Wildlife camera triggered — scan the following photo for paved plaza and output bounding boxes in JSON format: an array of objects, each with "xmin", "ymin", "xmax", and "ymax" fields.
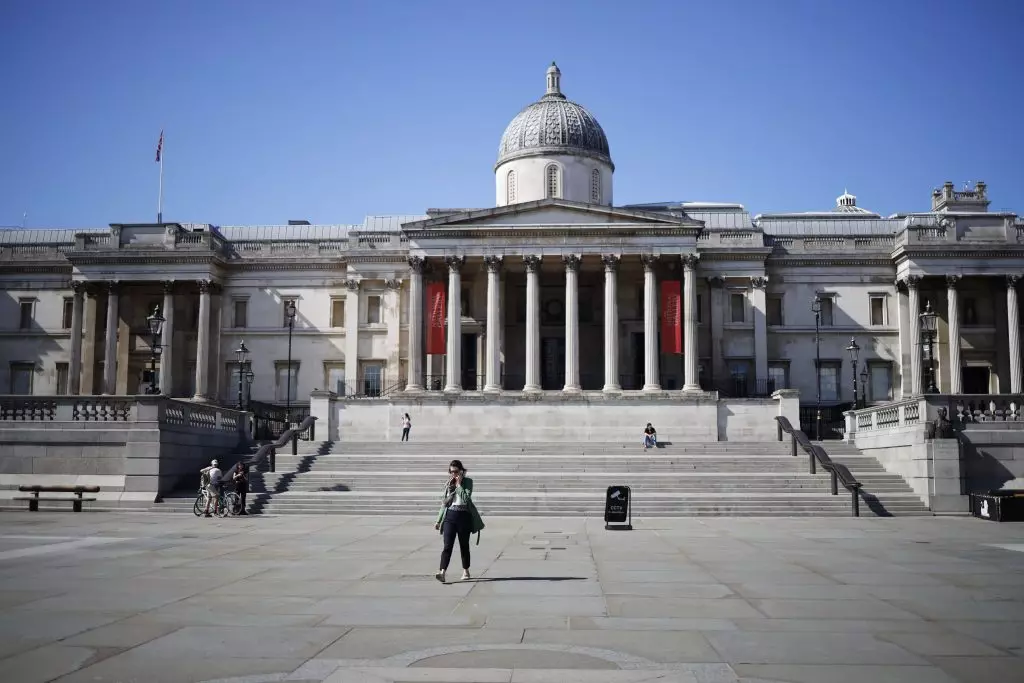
[{"xmin": 0, "ymin": 513, "xmax": 1022, "ymax": 682}]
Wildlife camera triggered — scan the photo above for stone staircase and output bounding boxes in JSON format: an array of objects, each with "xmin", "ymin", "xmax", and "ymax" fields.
[{"xmin": 154, "ymin": 440, "xmax": 931, "ymax": 516}]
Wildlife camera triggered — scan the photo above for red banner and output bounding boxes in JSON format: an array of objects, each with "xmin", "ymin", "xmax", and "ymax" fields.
[
  {"xmin": 426, "ymin": 282, "xmax": 447, "ymax": 355},
  {"xmin": 660, "ymin": 280, "xmax": 682, "ymax": 354}
]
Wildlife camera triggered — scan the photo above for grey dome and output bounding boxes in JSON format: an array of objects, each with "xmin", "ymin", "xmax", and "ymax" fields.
[{"xmin": 497, "ymin": 63, "xmax": 612, "ymax": 168}]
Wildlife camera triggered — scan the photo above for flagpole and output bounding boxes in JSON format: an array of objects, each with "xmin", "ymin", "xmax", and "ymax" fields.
[{"xmin": 157, "ymin": 135, "xmax": 164, "ymax": 224}]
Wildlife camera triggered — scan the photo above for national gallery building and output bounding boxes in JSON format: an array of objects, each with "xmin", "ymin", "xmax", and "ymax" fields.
[{"xmin": 2, "ymin": 64, "xmax": 1023, "ymax": 430}]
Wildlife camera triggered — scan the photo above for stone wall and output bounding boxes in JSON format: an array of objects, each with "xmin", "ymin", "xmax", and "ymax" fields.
[{"xmin": 0, "ymin": 396, "xmax": 249, "ymax": 505}]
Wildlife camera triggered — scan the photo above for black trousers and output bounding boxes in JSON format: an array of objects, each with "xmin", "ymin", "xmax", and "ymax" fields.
[
  {"xmin": 401, "ymin": 427, "xmax": 410, "ymax": 441},
  {"xmin": 440, "ymin": 508, "xmax": 471, "ymax": 571},
  {"xmin": 235, "ymin": 486, "xmax": 247, "ymax": 512}
]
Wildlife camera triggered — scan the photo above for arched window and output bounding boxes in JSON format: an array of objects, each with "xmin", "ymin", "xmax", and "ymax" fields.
[
  {"xmin": 545, "ymin": 164, "xmax": 560, "ymax": 199},
  {"xmin": 591, "ymin": 169, "xmax": 601, "ymax": 203},
  {"xmin": 506, "ymin": 170, "xmax": 516, "ymax": 204}
]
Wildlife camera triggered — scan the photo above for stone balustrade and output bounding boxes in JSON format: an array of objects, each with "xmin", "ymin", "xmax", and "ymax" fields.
[
  {"xmin": 768, "ymin": 235, "xmax": 895, "ymax": 254},
  {"xmin": 849, "ymin": 397, "xmax": 925, "ymax": 435},
  {"xmin": 0, "ymin": 395, "xmax": 246, "ymax": 433}
]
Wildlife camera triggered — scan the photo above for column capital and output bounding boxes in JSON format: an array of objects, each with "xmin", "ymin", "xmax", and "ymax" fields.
[
  {"xmin": 562, "ymin": 254, "xmax": 581, "ymax": 272},
  {"xmin": 344, "ymin": 278, "xmax": 360, "ymax": 291},
  {"xmin": 70, "ymin": 281, "xmax": 86, "ymax": 294},
  {"xmin": 640, "ymin": 254, "xmax": 659, "ymax": 271},
  {"xmin": 384, "ymin": 278, "xmax": 402, "ymax": 290},
  {"xmin": 445, "ymin": 255, "xmax": 466, "ymax": 272},
  {"xmin": 162, "ymin": 280, "xmax": 177, "ymax": 294},
  {"xmin": 601, "ymin": 254, "xmax": 620, "ymax": 272},
  {"xmin": 523, "ymin": 255, "xmax": 542, "ymax": 272},
  {"xmin": 945, "ymin": 274, "xmax": 961, "ymax": 289},
  {"xmin": 196, "ymin": 279, "xmax": 212, "ymax": 294},
  {"xmin": 681, "ymin": 253, "xmax": 700, "ymax": 270},
  {"xmin": 706, "ymin": 275, "xmax": 725, "ymax": 289},
  {"xmin": 750, "ymin": 276, "xmax": 769, "ymax": 290},
  {"xmin": 904, "ymin": 275, "xmax": 922, "ymax": 289},
  {"xmin": 483, "ymin": 255, "xmax": 503, "ymax": 273},
  {"xmin": 106, "ymin": 281, "xmax": 121, "ymax": 294},
  {"xmin": 407, "ymin": 256, "xmax": 426, "ymax": 273},
  {"xmin": 1007, "ymin": 274, "xmax": 1021, "ymax": 288}
]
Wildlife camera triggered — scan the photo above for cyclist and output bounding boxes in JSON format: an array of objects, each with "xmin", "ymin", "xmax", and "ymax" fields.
[{"xmin": 200, "ymin": 459, "xmax": 223, "ymax": 517}]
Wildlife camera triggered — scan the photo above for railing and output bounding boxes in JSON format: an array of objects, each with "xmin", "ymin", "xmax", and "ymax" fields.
[
  {"xmin": 0, "ymin": 396, "xmax": 246, "ymax": 433},
  {"xmin": 707, "ymin": 377, "xmax": 777, "ymax": 399},
  {"xmin": 333, "ymin": 380, "xmax": 406, "ymax": 399},
  {"xmin": 776, "ymin": 416, "xmax": 862, "ymax": 516},
  {"xmin": 947, "ymin": 395, "xmax": 1022, "ymax": 425},
  {"xmin": 849, "ymin": 395, "xmax": 1023, "ymax": 438},
  {"xmin": 851, "ymin": 397, "xmax": 924, "ymax": 434},
  {"xmin": 248, "ymin": 400, "xmax": 312, "ymax": 440},
  {"xmin": 245, "ymin": 414, "xmax": 317, "ymax": 473}
]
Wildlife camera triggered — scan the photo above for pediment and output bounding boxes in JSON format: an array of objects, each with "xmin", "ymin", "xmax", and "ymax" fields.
[{"xmin": 403, "ymin": 199, "xmax": 703, "ymax": 232}]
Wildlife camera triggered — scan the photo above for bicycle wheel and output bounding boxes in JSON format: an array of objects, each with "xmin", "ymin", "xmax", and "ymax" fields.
[
  {"xmin": 215, "ymin": 494, "xmax": 230, "ymax": 517},
  {"xmin": 193, "ymin": 492, "xmax": 206, "ymax": 517},
  {"xmin": 224, "ymin": 492, "xmax": 241, "ymax": 516}
]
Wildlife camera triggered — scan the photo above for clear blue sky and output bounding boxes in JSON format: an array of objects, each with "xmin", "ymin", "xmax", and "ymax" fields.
[{"xmin": 1, "ymin": 0, "xmax": 1022, "ymax": 228}]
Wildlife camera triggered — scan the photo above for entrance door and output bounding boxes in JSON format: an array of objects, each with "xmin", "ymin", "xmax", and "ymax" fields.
[
  {"xmin": 461, "ymin": 333, "xmax": 478, "ymax": 390},
  {"xmin": 541, "ymin": 337, "xmax": 565, "ymax": 390},
  {"xmin": 961, "ymin": 366, "xmax": 990, "ymax": 394},
  {"xmin": 631, "ymin": 332, "xmax": 644, "ymax": 390}
]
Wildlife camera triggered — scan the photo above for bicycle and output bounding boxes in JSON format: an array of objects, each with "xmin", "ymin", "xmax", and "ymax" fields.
[{"xmin": 193, "ymin": 486, "xmax": 231, "ymax": 517}]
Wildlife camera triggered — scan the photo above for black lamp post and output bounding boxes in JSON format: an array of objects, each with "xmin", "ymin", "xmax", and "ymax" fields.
[
  {"xmin": 284, "ymin": 300, "xmax": 297, "ymax": 420},
  {"xmin": 244, "ymin": 366, "xmax": 254, "ymax": 410},
  {"xmin": 846, "ymin": 337, "xmax": 860, "ymax": 409},
  {"xmin": 860, "ymin": 366, "xmax": 868, "ymax": 407},
  {"xmin": 234, "ymin": 341, "xmax": 249, "ymax": 409},
  {"xmin": 146, "ymin": 306, "xmax": 165, "ymax": 395},
  {"xmin": 919, "ymin": 300, "xmax": 938, "ymax": 393},
  {"xmin": 811, "ymin": 295, "xmax": 823, "ymax": 440}
]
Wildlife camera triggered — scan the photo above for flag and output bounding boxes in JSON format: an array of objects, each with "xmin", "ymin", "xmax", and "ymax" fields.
[
  {"xmin": 426, "ymin": 282, "xmax": 446, "ymax": 355},
  {"xmin": 660, "ymin": 280, "xmax": 682, "ymax": 354},
  {"xmin": 155, "ymin": 130, "xmax": 164, "ymax": 162}
]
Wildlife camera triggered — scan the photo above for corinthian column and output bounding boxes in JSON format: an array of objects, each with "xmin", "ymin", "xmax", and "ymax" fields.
[
  {"xmin": 484, "ymin": 256, "xmax": 503, "ymax": 392},
  {"xmin": 68, "ymin": 282, "xmax": 85, "ymax": 395},
  {"xmin": 160, "ymin": 281, "xmax": 175, "ymax": 396},
  {"xmin": 641, "ymin": 254, "xmax": 660, "ymax": 391},
  {"xmin": 682, "ymin": 254, "xmax": 701, "ymax": 391},
  {"xmin": 523, "ymin": 256, "xmax": 541, "ymax": 392},
  {"xmin": 1008, "ymin": 275, "xmax": 1022, "ymax": 393},
  {"xmin": 405, "ymin": 257, "xmax": 425, "ymax": 392},
  {"xmin": 751, "ymin": 277, "xmax": 769, "ymax": 384},
  {"xmin": 946, "ymin": 275, "xmax": 961, "ymax": 394},
  {"xmin": 193, "ymin": 280, "xmax": 212, "ymax": 402},
  {"xmin": 563, "ymin": 254, "xmax": 581, "ymax": 392},
  {"xmin": 907, "ymin": 276, "xmax": 922, "ymax": 395},
  {"xmin": 602, "ymin": 255, "xmax": 621, "ymax": 392},
  {"xmin": 103, "ymin": 282, "xmax": 119, "ymax": 395},
  {"xmin": 444, "ymin": 256, "xmax": 465, "ymax": 393}
]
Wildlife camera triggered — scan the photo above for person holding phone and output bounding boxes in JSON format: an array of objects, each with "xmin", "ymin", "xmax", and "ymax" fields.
[{"xmin": 434, "ymin": 459, "xmax": 483, "ymax": 583}]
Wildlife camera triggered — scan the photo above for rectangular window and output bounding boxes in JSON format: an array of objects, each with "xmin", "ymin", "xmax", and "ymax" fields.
[
  {"xmin": 869, "ymin": 363, "xmax": 893, "ymax": 402},
  {"xmin": 330, "ymin": 299, "xmax": 345, "ymax": 328},
  {"xmin": 767, "ymin": 297, "xmax": 783, "ymax": 326},
  {"xmin": 727, "ymin": 359, "xmax": 751, "ymax": 395},
  {"xmin": 768, "ymin": 362, "xmax": 789, "ymax": 390},
  {"xmin": 730, "ymin": 292, "xmax": 745, "ymax": 323},
  {"xmin": 325, "ymin": 364, "xmax": 346, "ymax": 396},
  {"xmin": 62, "ymin": 298, "xmax": 74, "ymax": 329},
  {"xmin": 9, "ymin": 362, "xmax": 33, "ymax": 394},
  {"xmin": 820, "ymin": 297, "xmax": 834, "ymax": 326},
  {"xmin": 870, "ymin": 296, "xmax": 885, "ymax": 326},
  {"xmin": 19, "ymin": 299, "xmax": 34, "ymax": 330},
  {"xmin": 232, "ymin": 299, "xmax": 248, "ymax": 328},
  {"xmin": 962, "ymin": 297, "xmax": 978, "ymax": 325},
  {"xmin": 362, "ymin": 363, "xmax": 382, "ymax": 397},
  {"xmin": 275, "ymin": 362, "xmax": 299, "ymax": 402},
  {"xmin": 817, "ymin": 362, "xmax": 840, "ymax": 402},
  {"xmin": 55, "ymin": 362, "xmax": 70, "ymax": 395},
  {"xmin": 461, "ymin": 287, "xmax": 471, "ymax": 317},
  {"xmin": 366, "ymin": 295, "xmax": 382, "ymax": 324},
  {"xmin": 282, "ymin": 299, "xmax": 297, "ymax": 327},
  {"xmin": 695, "ymin": 294, "xmax": 703, "ymax": 324}
]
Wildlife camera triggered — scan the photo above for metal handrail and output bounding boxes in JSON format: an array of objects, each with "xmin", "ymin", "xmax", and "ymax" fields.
[
  {"xmin": 776, "ymin": 415, "xmax": 863, "ymax": 516},
  {"xmin": 244, "ymin": 414, "xmax": 317, "ymax": 473}
]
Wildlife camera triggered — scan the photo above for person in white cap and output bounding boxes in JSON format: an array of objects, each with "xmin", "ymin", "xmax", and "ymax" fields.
[{"xmin": 200, "ymin": 459, "xmax": 223, "ymax": 517}]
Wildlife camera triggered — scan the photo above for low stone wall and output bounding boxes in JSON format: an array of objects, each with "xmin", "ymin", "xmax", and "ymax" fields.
[
  {"xmin": 329, "ymin": 390, "xmax": 799, "ymax": 443},
  {"xmin": 958, "ymin": 424, "xmax": 1024, "ymax": 492},
  {"xmin": 0, "ymin": 396, "xmax": 249, "ymax": 505}
]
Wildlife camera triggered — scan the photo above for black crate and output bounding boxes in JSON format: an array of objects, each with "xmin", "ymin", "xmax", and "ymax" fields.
[{"xmin": 970, "ymin": 492, "xmax": 1024, "ymax": 522}]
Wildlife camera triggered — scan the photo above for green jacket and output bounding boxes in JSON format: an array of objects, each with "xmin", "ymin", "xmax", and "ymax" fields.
[{"xmin": 436, "ymin": 476, "xmax": 485, "ymax": 545}]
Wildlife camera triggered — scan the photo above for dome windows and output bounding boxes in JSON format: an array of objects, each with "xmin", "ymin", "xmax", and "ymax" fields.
[
  {"xmin": 591, "ymin": 169, "xmax": 601, "ymax": 203},
  {"xmin": 545, "ymin": 164, "xmax": 561, "ymax": 199},
  {"xmin": 507, "ymin": 170, "xmax": 517, "ymax": 204}
]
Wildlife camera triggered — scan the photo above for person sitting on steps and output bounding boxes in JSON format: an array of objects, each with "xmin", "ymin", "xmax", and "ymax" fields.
[{"xmin": 643, "ymin": 423, "xmax": 657, "ymax": 450}]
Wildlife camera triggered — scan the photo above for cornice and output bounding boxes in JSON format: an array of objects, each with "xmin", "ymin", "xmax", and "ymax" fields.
[
  {"xmin": 893, "ymin": 246, "xmax": 1024, "ymax": 259},
  {"xmin": 66, "ymin": 253, "xmax": 225, "ymax": 266},
  {"xmin": 767, "ymin": 256, "xmax": 895, "ymax": 267},
  {"xmin": 404, "ymin": 227, "xmax": 702, "ymax": 240}
]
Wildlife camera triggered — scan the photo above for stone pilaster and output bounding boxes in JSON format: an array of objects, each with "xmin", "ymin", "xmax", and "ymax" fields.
[
  {"xmin": 946, "ymin": 275, "xmax": 962, "ymax": 394},
  {"xmin": 102, "ymin": 282, "xmax": 119, "ymax": 395},
  {"xmin": 344, "ymin": 278, "xmax": 360, "ymax": 395},
  {"xmin": 405, "ymin": 258, "xmax": 425, "ymax": 392},
  {"xmin": 444, "ymin": 256, "xmax": 465, "ymax": 393},
  {"xmin": 384, "ymin": 278, "xmax": 402, "ymax": 389},
  {"xmin": 895, "ymin": 280, "xmax": 911, "ymax": 398},
  {"xmin": 602, "ymin": 255, "xmax": 621, "ymax": 393},
  {"xmin": 563, "ymin": 254, "xmax": 581, "ymax": 392},
  {"xmin": 68, "ymin": 282, "xmax": 85, "ymax": 395},
  {"xmin": 641, "ymin": 254, "xmax": 660, "ymax": 391},
  {"xmin": 483, "ymin": 256, "xmax": 503, "ymax": 392},
  {"xmin": 707, "ymin": 276, "xmax": 725, "ymax": 385},
  {"xmin": 751, "ymin": 276, "xmax": 769, "ymax": 383},
  {"xmin": 81, "ymin": 286, "xmax": 99, "ymax": 395},
  {"xmin": 682, "ymin": 254, "xmax": 701, "ymax": 391},
  {"xmin": 160, "ymin": 281, "xmax": 175, "ymax": 396},
  {"xmin": 907, "ymin": 275, "xmax": 923, "ymax": 395},
  {"xmin": 523, "ymin": 256, "xmax": 542, "ymax": 393},
  {"xmin": 1008, "ymin": 275, "xmax": 1022, "ymax": 393},
  {"xmin": 193, "ymin": 280, "xmax": 211, "ymax": 401}
]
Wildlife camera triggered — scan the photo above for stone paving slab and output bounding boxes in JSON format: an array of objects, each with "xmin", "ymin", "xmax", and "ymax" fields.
[{"xmin": 0, "ymin": 513, "xmax": 1021, "ymax": 683}]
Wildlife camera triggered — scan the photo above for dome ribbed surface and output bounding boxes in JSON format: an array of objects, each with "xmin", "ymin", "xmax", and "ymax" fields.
[{"xmin": 497, "ymin": 95, "xmax": 612, "ymax": 166}]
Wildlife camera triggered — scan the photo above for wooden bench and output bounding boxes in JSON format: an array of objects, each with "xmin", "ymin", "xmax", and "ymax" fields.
[{"xmin": 14, "ymin": 485, "xmax": 100, "ymax": 512}]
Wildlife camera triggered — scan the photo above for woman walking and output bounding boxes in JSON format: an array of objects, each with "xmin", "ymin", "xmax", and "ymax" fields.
[
  {"xmin": 434, "ymin": 459, "xmax": 484, "ymax": 583},
  {"xmin": 401, "ymin": 413, "xmax": 412, "ymax": 442}
]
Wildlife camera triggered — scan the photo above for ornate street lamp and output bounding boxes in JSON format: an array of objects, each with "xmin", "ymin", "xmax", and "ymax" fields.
[
  {"xmin": 234, "ymin": 341, "xmax": 249, "ymax": 409},
  {"xmin": 919, "ymin": 300, "xmax": 938, "ymax": 393},
  {"xmin": 284, "ymin": 300, "xmax": 297, "ymax": 421},
  {"xmin": 846, "ymin": 338, "xmax": 860, "ymax": 409},
  {"xmin": 146, "ymin": 306, "xmax": 165, "ymax": 395},
  {"xmin": 860, "ymin": 366, "xmax": 869, "ymax": 407},
  {"xmin": 810, "ymin": 295, "xmax": 823, "ymax": 440}
]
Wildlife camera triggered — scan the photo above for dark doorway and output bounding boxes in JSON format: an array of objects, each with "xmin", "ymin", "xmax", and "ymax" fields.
[
  {"xmin": 541, "ymin": 336, "xmax": 565, "ymax": 390},
  {"xmin": 961, "ymin": 366, "xmax": 990, "ymax": 394},
  {"xmin": 461, "ymin": 333, "xmax": 478, "ymax": 390},
  {"xmin": 629, "ymin": 332, "xmax": 644, "ymax": 390}
]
